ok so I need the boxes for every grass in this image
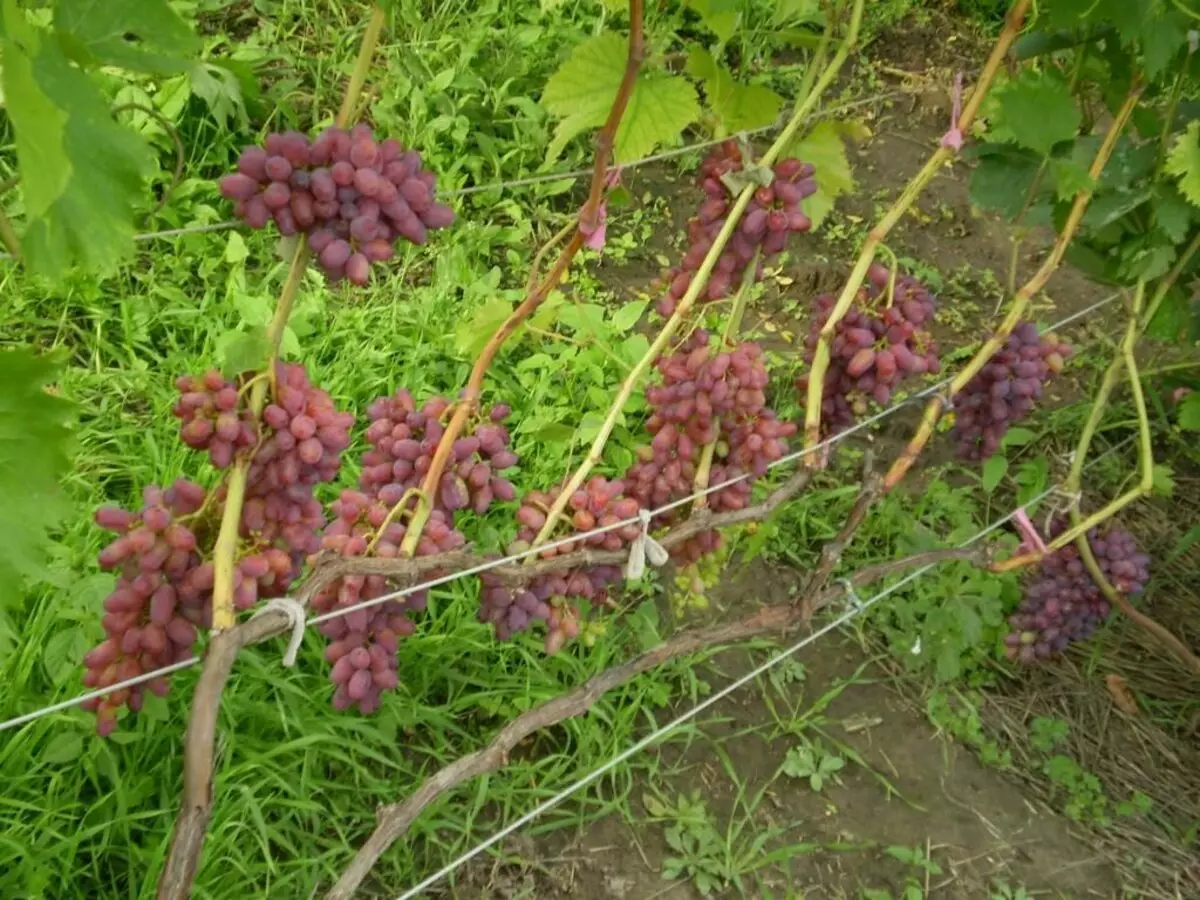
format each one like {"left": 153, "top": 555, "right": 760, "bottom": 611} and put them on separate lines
{"left": 2, "top": 0, "right": 1196, "bottom": 898}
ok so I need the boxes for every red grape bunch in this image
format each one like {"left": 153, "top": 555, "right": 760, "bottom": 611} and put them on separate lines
{"left": 218, "top": 125, "right": 455, "bottom": 286}
{"left": 798, "top": 264, "right": 940, "bottom": 436}
{"left": 84, "top": 480, "right": 210, "bottom": 736}
{"left": 658, "top": 140, "right": 817, "bottom": 316}
{"left": 952, "top": 322, "right": 1071, "bottom": 461}
{"left": 312, "top": 489, "right": 466, "bottom": 712}
{"left": 360, "top": 389, "right": 518, "bottom": 516}
{"left": 624, "top": 331, "right": 795, "bottom": 554}
{"left": 481, "top": 477, "right": 642, "bottom": 653}
{"left": 172, "top": 370, "right": 258, "bottom": 468}
{"left": 1005, "top": 522, "right": 1150, "bottom": 664}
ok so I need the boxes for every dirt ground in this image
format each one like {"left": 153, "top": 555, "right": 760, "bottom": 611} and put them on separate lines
{"left": 406, "top": 14, "right": 1196, "bottom": 900}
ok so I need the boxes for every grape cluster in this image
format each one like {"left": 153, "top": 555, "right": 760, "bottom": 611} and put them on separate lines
{"left": 84, "top": 480, "right": 210, "bottom": 736}
{"left": 624, "top": 332, "right": 795, "bottom": 556}
{"left": 312, "top": 489, "right": 465, "bottom": 712}
{"left": 218, "top": 126, "right": 454, "bottom": 285}
{"left": 481, "top": 477, "right": 640, "bottom": 652}
{"left": 360, "top": 389, "right": 518, "bottom": 515}
{"left": 233, "top": 362, "right": 355, "bottom": 596}
{"left": 1005, "top": 522, "right": 1150, "bottom": 663}
{"left": 172, "top": 371, "right": 258, "bottom": 468}
{"left": 952, "top": 322, "right": 1071, "bottom": 461}
{"left": 798, "top": 264, "right": 940, "bottom": 436}
{"left": 658, "top": 141, "right": 817, "bottom": 316}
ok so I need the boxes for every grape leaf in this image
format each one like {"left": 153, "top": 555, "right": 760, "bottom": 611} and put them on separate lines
{"left": 1, "top": 2, "right": 155, "bottom": 277}
{"left": 0, "top": 348, "right": 76, "bottom": 604}
{"left": 1135, "top": 7, "right": 1188, "bottom": 81}
{"left": 968, "top": 145, "right": 1042, "bottom": 219}
{"left": 541, "top": 33, "right": 700, "bottom": 164}
{"left": 981, "top": 455, "right": 1007, "bottom": 493}
{"left": 786, "top": 121, "right": 855, "bottom": 229}
{"left": 54, "top": 0, "right": 199, "bottom": 74}
{"left": 686, "top": 0, "right": 739, "bottom": 41}
{"left": 1152, "top": 185, "right": 1194, "bottom": 243}
{"left": 774, "top": 0, "right": 823, "bottom": 24}
{"left": 685, "top": 48, "right": 782, "bottom": 135}
{"left": 1165, "top": 120, "right": 1200, "bottom": 208}
{"left": 1179, "top": 392, "right": 1200, "bottom": 432}
{"left": 993, "top": 71, "right": 1080, "bottom": 156}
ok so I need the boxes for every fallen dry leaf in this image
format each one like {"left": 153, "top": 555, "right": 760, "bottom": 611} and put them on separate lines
{"left": 1105, "top": 673, "right": 1139, "bottom": 716}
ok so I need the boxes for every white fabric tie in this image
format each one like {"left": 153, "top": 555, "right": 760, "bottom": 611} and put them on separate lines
{"left": 251, "top": 597, "right": 306, "bottom": 667}
{"left": 626, "top": 508, "right": 670, "bottom": 580}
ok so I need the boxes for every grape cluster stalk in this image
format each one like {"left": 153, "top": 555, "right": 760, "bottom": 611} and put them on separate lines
{"left": 657, "top": 141, "right": 817, "bottom": 316}
{"left": 219, "top": 126, "right": 454, "bottom": 285}
{"left": 798, "top": 263, "right": 940, "bottom": 436}
{"left": 952, "top": 322, "right": 1072, "bottom": 461}
{"left": 1005, "top": 521, "right": 1150, "bottom": 663}
{"left": 481, "top": 477, "right": 641, "bottom": 653}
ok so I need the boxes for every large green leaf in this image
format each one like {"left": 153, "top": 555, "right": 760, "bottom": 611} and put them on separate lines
{"left": 786, "top": 121, "right": 855, "bottom": 229}
{"left": 686, "top": 0, "right": 739, "bottom": 41}
{"left": 541, "top": 33, "right": 700, "bottom": 163}
{"left": 1165, "top": 120, "right": 1200, "bottom": 208}
{"left": 1, "top": 0, "right": 155, "bottom": 277}
{"left": 0, "top": 348, "right": 76, "bottom": 603}
{"left": 54, "top": 0, "right": 199, "bottom": 74}
{"left": 992, "top": 71, "right": 1080, "bottom": 156}
{"left": 685, "top": 48, "right": 781, "bottom": 135}
{"left": 968, "top": 144, "right": 1043, "bottom": 219}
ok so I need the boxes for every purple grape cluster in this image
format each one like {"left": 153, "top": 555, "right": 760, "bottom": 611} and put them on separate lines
{"left": 84, "top": 480, "right": 211, "bottom": 736}
{"left": 798, "top": 264, "right": 940, "bottom": 436}
{"left": 1005, "top": 522, "right": 1150, "bottom": 663}
{"left": 218, "top": 126, "right": 454, "bottom": 285}
{"left": 312, "top": 489, "right": 465, "bottom": 712}
{"left": 623, "top": 332, "right": 795, "bottom": 562}
{"left": 658, "top": 141, "right": 816, "bottom": 316}
{"left": 481, "top": 477, "right": 640, "bottom": 653}
{"left": 360, "top": 390, "right": 518, "bottom": 515}
{"left": 172, "top": 371, "right": 258, "bottom": 468}
{"left": 952, "top": 322, "right": 1072, "bottom": 461}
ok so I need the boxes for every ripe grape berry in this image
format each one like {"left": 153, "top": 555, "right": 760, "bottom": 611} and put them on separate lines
{"left": 484, "top": 477, "right": 641, "bottom": 653}
{"left": 360, "top": 389, "right": 518, "bottom": 516}
{"left": 658, "top": 141, "right": 817, "bottom": 316}
{"left": 312, "top": 490, "right": 465, "bottom": 712}
{"left": 952, "top": 322, "right": 1072, "bottom": 461}
{"left": 798, "top": 264, "right": 939, "bottom": 436}
{"left": 1005, "top": 521, "right": 1149, "bottom": 664}
{"left": 219, "top": 126, "right": 454, "bottom": 286}
{"left": 84, "top": 480, "right": 210, "bottom": 736}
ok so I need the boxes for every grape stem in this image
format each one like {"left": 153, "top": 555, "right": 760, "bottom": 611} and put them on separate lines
{"left": 397, "top": 0, "right": 646, "bottom": 558}
{"left": 158, "top": 8, "right": 388, "bottom": 900}
{"left": 322, "top": 541, "right": 992, "bottom": 900}
{"left": 693, "top": 247, "right": 762, "bottom": 510}
{"left": 801, "top": 0, "right": 1033, "bottom": 461}
{"left": 992, "top": 282, "right": 1156, "bottom": 572}
{"left": 1050, "top": 288, "right": 1200, "bottom": 674}
{"left": 880, "top": 81, "right": 1142, "bottom": 493}
{"left": 1140, "top": 228, "right": 1200, "bottom": 332}
{"left": 527, "top": 0, "right": 867, "bottom": 557}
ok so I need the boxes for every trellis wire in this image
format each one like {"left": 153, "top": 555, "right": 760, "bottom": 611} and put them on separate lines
{"left": 0, "top": 91, "right": 904, "bottom": 263}
{"left": 0, "top": 292, "right": 1120, "bottom": 735}
{"left": 392, "top": 483, "right": 1059, "bottom": 900}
